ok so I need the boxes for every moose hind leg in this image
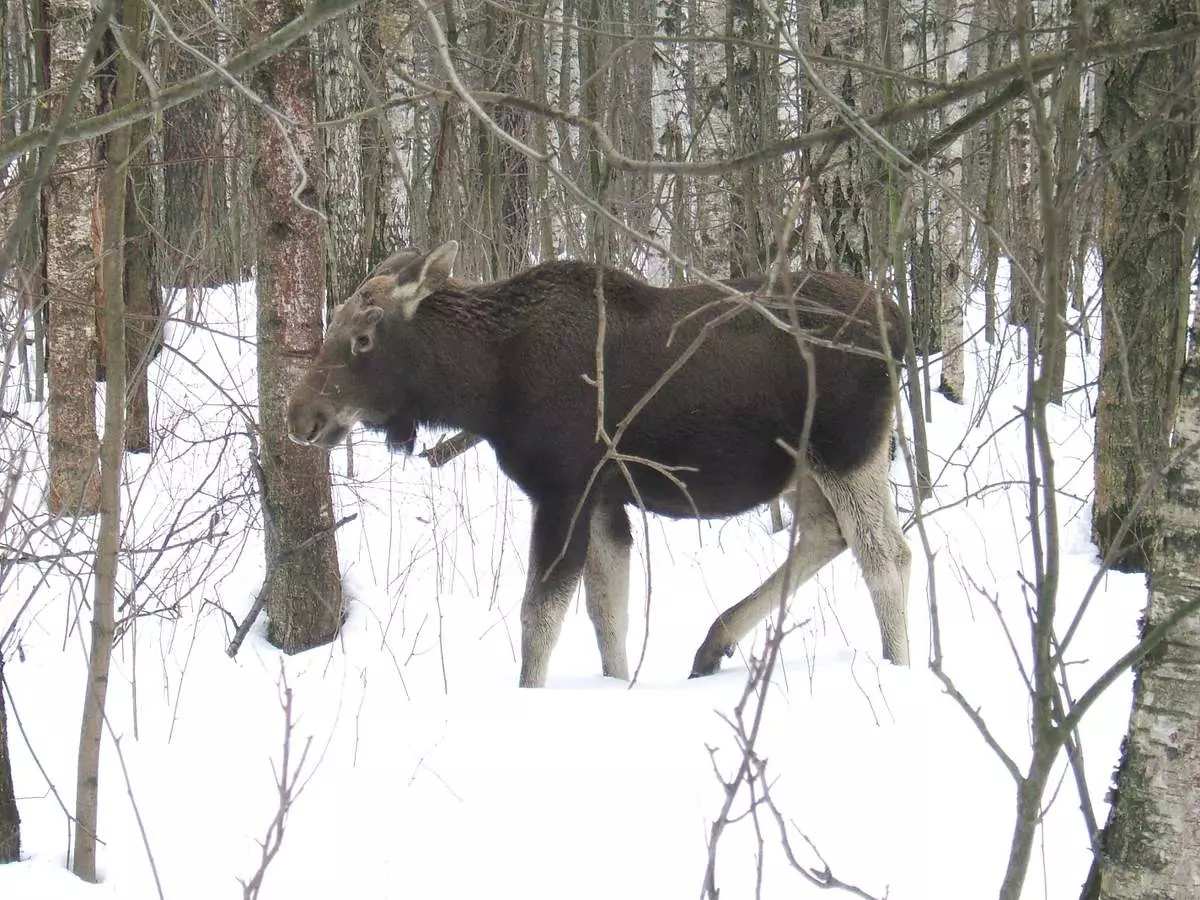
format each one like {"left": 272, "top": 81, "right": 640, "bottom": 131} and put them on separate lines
{"left": 519, "top": 503, "right": 591, "bottom": 688}
{"left": 691, "top": 470, "right": 848, "bottom": 677}
{"left": 584, "top": 503, "right": 632, "bottom": 680}
{"left": 813, "top": 443, "right": 912, "bottom": 666}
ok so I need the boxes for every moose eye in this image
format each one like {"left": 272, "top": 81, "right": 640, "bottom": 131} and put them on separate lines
{"left": 352, "top": 334, "right": 372, "bottom": 355}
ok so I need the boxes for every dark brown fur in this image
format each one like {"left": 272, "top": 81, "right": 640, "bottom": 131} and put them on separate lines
{"left": 288, "top": 243, "right": 909, "bottom": 684}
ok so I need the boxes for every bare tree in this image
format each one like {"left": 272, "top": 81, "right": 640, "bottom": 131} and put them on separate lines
{"left": 250, "top": 0, "right": 344, "bottom": 653}
{"left": 0, "top": 657, "right": 18, "bottom": 863}
{"left": 1084, "top": 2, "right": 1200, "bottom": 894}
{"left": 1092, "top": 0, "right": 1198, "bottom": 573}
{"left": 160, "top": 0, "right": 235, "bottom": 293}
{"left": 74, "top": 0, "right": 143, "bottom": 878}
{"left": 44, "top": 0, "right": 102, "bottom": 516}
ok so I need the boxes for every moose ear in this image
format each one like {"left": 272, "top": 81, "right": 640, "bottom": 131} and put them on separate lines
{"left": 392, "top": 240, "right": 459, "bottom": 320}
{"left": 350, "top": 304, "right": 385, "bottom": 356}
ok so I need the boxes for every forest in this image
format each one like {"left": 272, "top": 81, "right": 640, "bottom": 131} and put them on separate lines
{"left": 0, "top": 0, "right": 1198, "bottom": 897}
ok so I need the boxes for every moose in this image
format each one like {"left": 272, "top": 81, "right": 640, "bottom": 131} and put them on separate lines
{"left": 287, "top": 242, "right": 912, "bottom": 687}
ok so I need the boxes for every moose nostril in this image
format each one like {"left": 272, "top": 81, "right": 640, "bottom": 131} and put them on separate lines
{"left": 307, "top": 411, "right": 326, "bottom": 442}
{"left": 287, "top": 408, "right": 326, "bottom": 445}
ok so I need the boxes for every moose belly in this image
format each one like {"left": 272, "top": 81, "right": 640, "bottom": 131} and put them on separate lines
{"left": 619, "top": 426, "right": 798, "bottom": 519}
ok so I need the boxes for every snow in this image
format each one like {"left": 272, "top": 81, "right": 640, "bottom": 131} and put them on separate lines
{"left": 1, "top": 273, "right": 1144, "bottom": 899}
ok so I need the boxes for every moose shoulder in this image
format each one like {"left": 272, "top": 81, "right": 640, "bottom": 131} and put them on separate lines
{"left": 287, "top": 241, "right": 912, "bottom": 687}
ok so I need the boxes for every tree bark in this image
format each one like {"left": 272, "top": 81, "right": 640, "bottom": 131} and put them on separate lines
{"left": 315, "top": 13, "right": 368, "bottom": 303}
{"left": 1092, "top": 0, "right": 1198, "bottom": 572}
{"left": 724, "top": 0, "right": 779, "bottom": 278}
{"left": 802, "top": 0, "right": 879, "bottom": 276}
{"left": 0, "top": 657, "right": 18, "bottom": 864}
{"left": 73, "top": 0, "right": 141, "bottom": 877}
{"left": 44, "top": 0, "right": 100, "bottom": 516}
{"left": 122, "top": 101, "right": 156, "bottom": 454}
{"left": 1091, "top": 271, "right": 1200, "bottom": 900}
{"left": 160, "top": 0, "right": 234, "bottom": 289}
{"left": 251, "top": 0, "right": 343, "bottom": 654}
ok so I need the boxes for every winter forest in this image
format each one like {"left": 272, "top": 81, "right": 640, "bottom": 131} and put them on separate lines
{"left": 1, "top": 0, "right": 1198, "bottom": 896}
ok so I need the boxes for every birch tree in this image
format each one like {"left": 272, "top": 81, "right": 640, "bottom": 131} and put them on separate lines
{"left": 1092, "top": 0, "right": 1198, "bottom": 572}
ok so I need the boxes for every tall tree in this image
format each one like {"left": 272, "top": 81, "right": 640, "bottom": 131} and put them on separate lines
{"left": 160, "top": 0, "right": 235, "bottom": 292}
{"left": 477, "top": 0, "right": 534, "bottom": 276}
{"left": 251, "top": 0, "right": 344, "bottom": 653}
{"left": 1084, "top": 1, "right": 1200, "bottom": 894}
{"left": 44, "top": 0, "right": 101, "bottom": 516}
{"left": 1089, "top": 318, "right": 1200, "bottom": 893}
{"left": 1092, "top": 0, "right": 1198, "bottom": 572}
{"left": 122, "top": 99, "right": 156, "bottom": 453}
{"left": 74, "top": 0, "right": 142, "bottom": 877}
{"left": 724, "top": 0, "right": 780, "bottom": 278}
{"left": 315, "top": 13, "right": 368, "bottom": 304}
{"left": 0, "top": 657, "right": 17, "bottom": 863}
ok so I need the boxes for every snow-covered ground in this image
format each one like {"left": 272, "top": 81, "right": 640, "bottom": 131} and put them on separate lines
{"left": 0, "top": 272, "right": 1143, "bottom": 899}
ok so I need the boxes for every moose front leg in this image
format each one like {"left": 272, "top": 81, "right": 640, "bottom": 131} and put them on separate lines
{"left": 519, "top": 503, "right": 591, "bottom": 688}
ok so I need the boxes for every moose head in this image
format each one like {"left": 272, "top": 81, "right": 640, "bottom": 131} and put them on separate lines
{"left": 286, "top": 241, "right": 460, "bottom": 454}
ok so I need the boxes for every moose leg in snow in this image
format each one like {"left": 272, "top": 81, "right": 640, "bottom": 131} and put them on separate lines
{"left": 584, "top": 503, "right": 633, "bottom": 680}
{"left": 812, "top": 439, "right": 912, "bottom": 666}
{"left": 520, "top": 502, "right": 592, "bottom": 688}
{"left": 691, "top": 469, "right": 847, "bottom": 677}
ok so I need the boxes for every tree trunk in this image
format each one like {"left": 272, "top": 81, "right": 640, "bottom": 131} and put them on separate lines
{"left": 802, "top": 0, "right": 879, "bottom": 276}
{"left": 160, "top": 0, "right": 234, "bottom": 289}
{"left": 74, "top": 0, "right": 141, "bottom": 876}
{"left": 724, "top": 0, "right": 778, "bottom": 278}
{"left": 122, "top": 104, "right": 157, "bottom": 454}
{"left": 360, "top": 0, "right": 413, "bottom": 265}
{"left": 933, "top": 0, "right": 965, "bottom": 403}
{"left": 44, "top": 0, "right": 100, "bottom": 516}
{"left": 0, "top": 657, "right": 18, "bottom": 864}
{"left": 315, "top": 13, "right": 368, "bottom": 304}
{"left": 1091, "top": 268, "right": 1200, "bottom": 900}
{"left": 1092, "top": 0, "right": 1197, "bottom": 573}
{"left": 251, "top": 0, "right": 343, "bottom": 654}
{"left": 477, "top": 0, "right": 533, "bottom": 277}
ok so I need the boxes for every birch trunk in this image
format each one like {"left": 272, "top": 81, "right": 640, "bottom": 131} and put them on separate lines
{"left": 1092, "top": 1, "right": 1197, "bottom": 573}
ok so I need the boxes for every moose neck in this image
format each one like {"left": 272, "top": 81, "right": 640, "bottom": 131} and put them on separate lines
{"left": 406, "top": 294, "right": 504, "bottom": 437}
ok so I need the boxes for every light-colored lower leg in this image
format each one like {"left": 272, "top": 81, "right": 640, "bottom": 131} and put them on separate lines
{"left": 584, "top": 506, "right": 631, "bottom": 680}
{"left": 813, "top": 445, "right": 912, "bottom": 666}
{"left": 691, "top": 471, "right": 847, "bottom": 676}
{"left": 519, "top": 578, "right": 576, "bottom": 688}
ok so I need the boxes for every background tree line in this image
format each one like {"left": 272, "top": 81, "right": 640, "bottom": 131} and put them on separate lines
{"left": 0, "top": 0, "right": 1197, "bottom": 894}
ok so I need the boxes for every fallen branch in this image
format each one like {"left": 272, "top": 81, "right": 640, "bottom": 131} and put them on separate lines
{"left": 420, "top": 430, "right": 483, "bottom": 467}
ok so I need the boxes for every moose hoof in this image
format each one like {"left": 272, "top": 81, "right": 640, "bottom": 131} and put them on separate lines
{"left": 689, "top": 642, "right": 734, "bottom": 679}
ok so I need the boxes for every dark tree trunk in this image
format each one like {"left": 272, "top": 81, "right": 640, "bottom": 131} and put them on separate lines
{"left": 477, "top": 0, "right": 533, "bottom": 277}
{"left": 724, "top": 0, "right": 779, "bottom": 278}
{"left": 160, "top": 0, "right": 234, "bottom": 289}
{"left": 123, "top": 113, "right": 157, "bottom": 454}
{"left": 0, "top": 657, "right": 18, "bottom": 864}
{"left": 251, "top": 0, "right": 343, "bottom": 653}
{"left": 44, "top": 0, "right": 100, "bottom": 516}
{"left": 1092, "top": 0, "right": 1198, "bottom": 573}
